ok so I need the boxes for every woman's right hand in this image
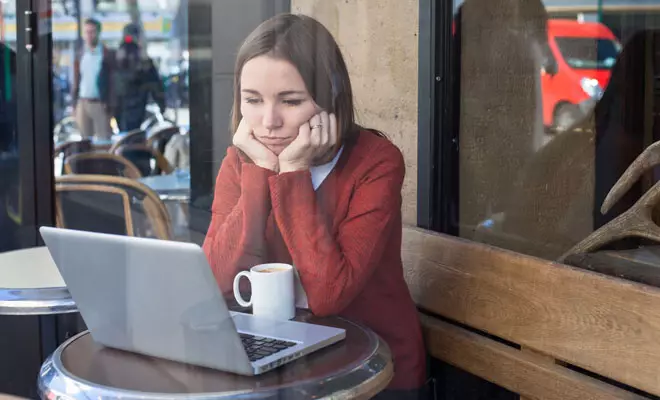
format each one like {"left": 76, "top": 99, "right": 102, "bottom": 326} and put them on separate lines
{"left": 232, "top": 119, "right": 279, "bottom": 172}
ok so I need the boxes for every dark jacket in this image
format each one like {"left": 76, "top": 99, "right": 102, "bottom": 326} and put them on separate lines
{"left": 112, "top": 42, "right": 165, "bottom": 131}
{"left": 71, "top": 45, "right": 115, "bottom": 111}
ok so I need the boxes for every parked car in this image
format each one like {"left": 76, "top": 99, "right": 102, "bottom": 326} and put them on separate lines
{"left": 542, "top": 19, "right": 621, "bottom": 131}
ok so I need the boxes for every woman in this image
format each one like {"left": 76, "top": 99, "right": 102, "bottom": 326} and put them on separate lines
{"left": 203, "top": 14, "right": 427, "bottom": 398}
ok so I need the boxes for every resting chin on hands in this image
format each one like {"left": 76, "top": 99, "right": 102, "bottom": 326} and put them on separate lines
{"left": 232, "top": 118, "right": 280, "bottom": 173}
{"left": 279, "top": 111, "right": 337, "bottom": 174}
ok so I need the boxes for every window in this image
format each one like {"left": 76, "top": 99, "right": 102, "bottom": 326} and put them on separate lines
{"left": 555, "top": 37, "right": 620, "bottom": 69}
{"left": 433, "top": 0, "right": 660, "bottom": 261}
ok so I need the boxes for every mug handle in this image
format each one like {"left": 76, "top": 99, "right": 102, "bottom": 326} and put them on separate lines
{"left": 233, "top": 271, "right": 252, "bottom": 307}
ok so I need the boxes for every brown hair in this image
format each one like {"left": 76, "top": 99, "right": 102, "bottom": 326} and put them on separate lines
{"left": 84, "top": 18, "right": 102, "bottom": 33}
{"left": 231, "top": 14, "right": 367, "bottom": 159}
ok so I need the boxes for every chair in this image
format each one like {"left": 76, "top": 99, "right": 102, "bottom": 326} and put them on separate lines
{"left": 53, "top": 139, "right": 93, "bottom": 175}
{"left": 108, "top": 129, "right": 146, "bottom": 153}
{"left": 54, "top": 138, "right": 93, "bottom": 158}
{"left": 55, "top": 174, "right": 172, "bottom": 240}
{"left": 64, "top": 152, "right": 142, "bottom": 179}
{"left": 146, "top": 126, "right": 180, "bottom": 155}
{"left": 113, "top": 144, "right": 174, "bottom": 176}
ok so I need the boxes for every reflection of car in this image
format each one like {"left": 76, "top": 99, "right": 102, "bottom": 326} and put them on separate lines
{"left": 542, "top": 19, "right": 621, "bottom": 130}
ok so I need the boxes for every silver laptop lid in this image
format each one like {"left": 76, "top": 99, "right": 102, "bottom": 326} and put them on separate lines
{"left": 39, "top": 227, "right": 253, "bottom": 375}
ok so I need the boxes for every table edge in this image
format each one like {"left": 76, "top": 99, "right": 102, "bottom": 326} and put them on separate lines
{"left": 39, "top": 323, "right": 393, "bottom": 399}
{"left": 0, "top": 287, "right": 76, "bottom": 315}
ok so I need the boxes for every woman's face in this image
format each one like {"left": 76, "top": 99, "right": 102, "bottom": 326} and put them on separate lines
{"left": 240, "top": 55, "right": 318, "bottom": 155}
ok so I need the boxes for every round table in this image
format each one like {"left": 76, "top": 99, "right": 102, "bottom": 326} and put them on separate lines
{"left": 0, "top": 247, "right": 76, "bottom": 315}
{"left": 138, "top": 173, "right": 191, "bottom": 202}
{"left": 38, "top": 316, "right": 393, "bottom": 400}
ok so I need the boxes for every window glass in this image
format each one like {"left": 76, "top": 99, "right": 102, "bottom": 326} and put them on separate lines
{"left": 453, "top": 0, "right": 660, "bottom": 260}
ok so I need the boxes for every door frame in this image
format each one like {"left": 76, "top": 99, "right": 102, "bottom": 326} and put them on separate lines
{"left": 417, "top": 0, "right": 459, "bottom": 234}
{"left": 32, "top": 0, "right": 55, "bottom": 245}
{"left": 1, "top": 2, "right": 56, "bottom": 397}
{"left": 12, "top": 0, "right": 55, "bottom": 247}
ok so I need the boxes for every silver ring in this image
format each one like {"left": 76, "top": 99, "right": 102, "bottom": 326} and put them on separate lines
{"left": 310, "top": 124, "right": 322, "bottom": 130}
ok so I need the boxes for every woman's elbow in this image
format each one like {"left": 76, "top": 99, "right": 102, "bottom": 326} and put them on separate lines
{"left": 308, "top": 293, "right": 349, "bottom": 317}
{"left": 309, "top": 302, "right": 337, "bottom": 317}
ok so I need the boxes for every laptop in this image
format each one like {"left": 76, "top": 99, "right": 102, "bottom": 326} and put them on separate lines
{"left": 39, "top": 227, "right": 345, "bottom": 375}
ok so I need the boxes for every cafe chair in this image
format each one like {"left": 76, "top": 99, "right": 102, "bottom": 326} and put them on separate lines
{"left": 113, "top": 144, "right": 174, "bottom": 176}
{"left": 108, "top": 129, "right": 146, "bottom": 153}
{"left": 54, "top": 138, "right": 93, "bottom": 158}
{"left": 146, "top": 126, "right": 180, "bottom": 155}
{"left": 64, "top": 152, "right": 143, "bottom": 179}
{"left": 56, "top": 174, "right": 172, "bottom": 240}
{"left": 53, "top": 139, "right": 93, "bottom": 175}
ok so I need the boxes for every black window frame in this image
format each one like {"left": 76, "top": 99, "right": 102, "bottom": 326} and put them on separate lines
{"left": 418, "top": 0, "right": 458, "bottom": 234}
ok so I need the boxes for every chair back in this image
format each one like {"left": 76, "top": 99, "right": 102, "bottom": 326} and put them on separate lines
{"left": 109, "top": 129, "right": 146, "bottom": 153}
{"left": 147, "top": 126, "right": 180, "bottom": 155}
{"left": 113, "top": 144, "right": 173, "bottom": 176}
{"left": 55, "top": 183, "right": 135, "bottom": 236}
{"left": 54, "top": 139, "right": 93, "bottom": 175}
{"left": 54, "top": 139, "right": 93, "bottom": 158}
{"left": 56, "top": 175, "right": 172, "bottom": 240}
{"left": 64, "top": 152, "right": 142, "bottom": 179}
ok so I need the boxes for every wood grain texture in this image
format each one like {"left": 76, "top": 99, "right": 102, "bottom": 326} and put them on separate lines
{"left": 421, "top": 315, "right": 644, "bottom": 400}
{"left": 519, "top": 346, "right": 557, "bottom": 400}
{"left": 403, "top": 226, "right": 660, "bottom": 396}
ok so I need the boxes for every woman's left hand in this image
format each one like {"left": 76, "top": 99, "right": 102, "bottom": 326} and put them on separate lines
{"left": 279, "top": 111, "right": 337, "bottom": 173}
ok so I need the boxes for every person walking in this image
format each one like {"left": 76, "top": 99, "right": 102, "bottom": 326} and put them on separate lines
{"left": 71, "top": 18, "right": 115, "bottom": 140}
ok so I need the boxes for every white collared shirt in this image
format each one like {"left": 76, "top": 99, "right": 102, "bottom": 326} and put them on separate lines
{"left": 79, "top": 44, "right": 103, "bottom": 99}
{"left": 309, "top": 146, "right": 344, "bottom": 191}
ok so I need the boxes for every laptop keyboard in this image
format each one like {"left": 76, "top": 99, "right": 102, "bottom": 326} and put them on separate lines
{"left": 239, "top": 333, "right": 297, "bottom": 362}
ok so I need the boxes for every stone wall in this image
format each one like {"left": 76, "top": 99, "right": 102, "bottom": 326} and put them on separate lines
{"left": 291, "top": 0, "right": 420, "bottom": 224}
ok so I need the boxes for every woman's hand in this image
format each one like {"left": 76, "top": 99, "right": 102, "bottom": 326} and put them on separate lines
{"left": 232, "top": 118, "right": 279, "bottom": 172}
{"left": 279, "top": 112, "right": 337, "bottom": 173}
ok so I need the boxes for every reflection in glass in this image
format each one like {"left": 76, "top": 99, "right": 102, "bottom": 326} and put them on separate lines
{"left": 51, "top": 0, "right": 192, "bottom": 242}
{"left": 0, "top": 7, "right": 18, "bottom": 253}
{"left": 555, "top": 37, "right": 620, "bottom": 70}
{"left": 454, "top": 0, "right": 660, "bottom": 260}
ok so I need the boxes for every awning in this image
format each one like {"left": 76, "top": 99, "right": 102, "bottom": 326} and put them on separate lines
{"left": 454, "top": 0, "right": 660, "bottom": 12}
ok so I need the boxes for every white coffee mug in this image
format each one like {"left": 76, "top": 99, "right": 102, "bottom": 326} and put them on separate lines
{"left": 233, "top": 263, "right": 296, "bottom": 320}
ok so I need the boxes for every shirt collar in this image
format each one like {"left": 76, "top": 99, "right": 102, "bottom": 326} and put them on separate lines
{"left": 310, "top": 146, "right": 344, "bottom": 191}
{"left": 86, "top": 44, "right": 102, "bottom": 55}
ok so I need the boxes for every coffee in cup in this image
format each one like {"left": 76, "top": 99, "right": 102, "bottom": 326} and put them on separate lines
{"left": 259, "top": 267, "right": 288, "bottom": 273}
{"left": 233, "top": 263, "right": 295, "bottom": 320}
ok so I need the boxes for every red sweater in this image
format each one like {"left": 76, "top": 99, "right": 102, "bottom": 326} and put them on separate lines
{"left": 203, "top": 130, "right": 426, "bottom": 389}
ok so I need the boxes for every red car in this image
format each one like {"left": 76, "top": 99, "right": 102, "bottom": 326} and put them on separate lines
{"left": 542, "top": 19, "right": 621, "bottom": 130}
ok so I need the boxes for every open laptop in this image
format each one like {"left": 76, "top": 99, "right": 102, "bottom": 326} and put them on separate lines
{"left": 39, "top": 227, "right": 345, "bottom": 375}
